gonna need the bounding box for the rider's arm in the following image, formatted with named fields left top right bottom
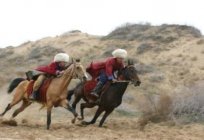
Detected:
left=105, top=60, right=114, bottom=80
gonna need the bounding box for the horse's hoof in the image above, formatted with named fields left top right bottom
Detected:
left=81, top=121, right=89, bottom=125
left=74, top=113, right=78, bottom=118
left=71, top=119, right=76, bottom=124
left=78, top=117, right=84, bottom=121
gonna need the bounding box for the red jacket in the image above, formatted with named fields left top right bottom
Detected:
left=86, top=57, right=124, bottom=78
left=35, top=61, right=61, bottom=75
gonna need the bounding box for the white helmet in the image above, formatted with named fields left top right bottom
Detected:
left=54, top=53, right=69, bottom=62
left=112, top=49, right=127, bottom=59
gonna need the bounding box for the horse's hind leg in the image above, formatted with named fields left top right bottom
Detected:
left=0, top=103, right=12, bottom=116
left=82, top=106, right=104, bottom=125
left=12, top=99, right=32, bottom=118
left=80, top=102, right=96, bottom=120
left=99, top=109, right=114, bottom=127
left=0, top=85, right=25, bottom=116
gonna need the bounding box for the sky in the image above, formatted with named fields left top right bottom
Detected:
left=0, top=0, right=203, bottom=48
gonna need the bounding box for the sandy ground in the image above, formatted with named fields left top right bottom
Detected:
left=0, top=116, right=204, bottom=140
left=0, top=97, right=204, bottom=140
left=0, top=86, right=204, bottom=140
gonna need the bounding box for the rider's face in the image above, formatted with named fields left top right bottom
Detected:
left=58, top=61, right=66, bottom=67
left=116, top=58, right=124, bottom=63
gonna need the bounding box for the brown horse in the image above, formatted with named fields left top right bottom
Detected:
left=67, top=60, right=141, bottom=127
left=0, top=59, right=87, bottom=129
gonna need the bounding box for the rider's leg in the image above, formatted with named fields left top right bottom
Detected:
left=90, top=71, right=107, bottom=98
left=29, top=74, right=46, bottom=100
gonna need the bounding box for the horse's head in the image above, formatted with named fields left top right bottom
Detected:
left=72, top=59, right=88, bottom=82
left=118, top=59, right=141, bottom=86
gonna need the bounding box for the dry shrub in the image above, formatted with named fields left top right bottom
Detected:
left=196, top=39, right=204, bottom=45
left=0, top=48, right=14, bottom=58
left=191, top=56, right=197, bottom=61
left=21, top=119, right=28, bottom=124
left=137, top=81, right=204, bottom=129
left=136, top=43, right=153, bottom=54
left=177, top=54, right=183, bottom=57
left=104, top=23, right=201, bottom=43
left=28, top=46, right=64, bottom=60
left=170, top=82, right=204, bottom=123
left=136, top=94, right=172, bottom=129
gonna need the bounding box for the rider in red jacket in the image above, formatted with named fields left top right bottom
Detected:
left=29, top=53, right=70, bottom=100
left=86, top=49, right=127, bottom=98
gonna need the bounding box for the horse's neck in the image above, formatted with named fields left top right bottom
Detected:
left=118, top=82, right=129, bottom=95
left=112, top=82, right=129, bottom=97
left=58, top=64, right=75, bottom=90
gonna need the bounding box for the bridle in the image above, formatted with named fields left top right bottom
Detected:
left=116, top=65, right=137, bottom=84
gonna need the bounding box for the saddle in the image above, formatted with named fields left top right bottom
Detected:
left=27, top=78, right=52, bottom=103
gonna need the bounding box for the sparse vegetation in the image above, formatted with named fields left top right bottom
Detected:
left=28, top=46, right=64, bottom=60
left=0, top=48, right=14, bottom=58
left=135, top=63, right=156, bottom=74
left=149, top=73, right=165, bottom=82
left=196, top=39, right=204, bottom=45
left=137, top=43, right=153, bottom=54
left=137, top=94, right=172, bottom=129
left=170, top=83, right=204, bottom=123
left=191, top=56, right=197, bottom=61
left=104, top=23, right=201, bottom=43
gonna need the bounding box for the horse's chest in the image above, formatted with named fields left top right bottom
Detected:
left=105, top=98, right=122, bottom=108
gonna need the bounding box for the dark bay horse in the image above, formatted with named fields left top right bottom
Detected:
left=67, top=60, right=141, bottom=127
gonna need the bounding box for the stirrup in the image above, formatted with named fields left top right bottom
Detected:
left=29, top=92, right=37, bottom=100
left=90, top=92, right=99, bottom=98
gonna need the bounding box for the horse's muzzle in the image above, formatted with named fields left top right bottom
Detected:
left=82, top=76, right=87, bottom=82
left=134, top=81, right=141, bottom=86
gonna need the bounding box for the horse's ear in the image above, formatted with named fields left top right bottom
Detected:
left=76, top=58, right=80, bottom=62
left=127, top=58, right=134, bottom=65
left=71, top=58, right=75, bottom=63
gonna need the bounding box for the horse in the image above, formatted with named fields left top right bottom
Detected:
left=67, top=59, right=141, bottom=127
left=0, top=59, right=88, bottom=129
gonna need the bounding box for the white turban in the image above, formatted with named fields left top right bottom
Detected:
left=112, top=49, right=127, bottom=59
left=54, top=53, right=69, bottom=62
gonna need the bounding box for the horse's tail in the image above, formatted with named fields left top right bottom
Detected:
left=7, top=78, right=25, bottom=94
left=67, top=89, right=75, bottom=101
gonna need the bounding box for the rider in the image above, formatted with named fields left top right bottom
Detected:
left=86, top=49, right=127, bottom=98
left=29, top=53, right=70, bottom=100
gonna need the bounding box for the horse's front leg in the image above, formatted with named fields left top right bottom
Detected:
left=60, top=99, right=78, bottom=123
left=99, top=109, right=114, bottom=127
left=82, top=106, right=104, bottom=125
left=46, top=103, right=53, bottom=130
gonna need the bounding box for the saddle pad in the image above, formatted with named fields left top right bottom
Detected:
left=27, top=79, right=52, bottom=103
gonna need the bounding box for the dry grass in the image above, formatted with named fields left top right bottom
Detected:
left=196, top=39, right=204, bottom=45
left=170, top=82, right=204, bottom=123
left=191, top=56, right=198, bottom=61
